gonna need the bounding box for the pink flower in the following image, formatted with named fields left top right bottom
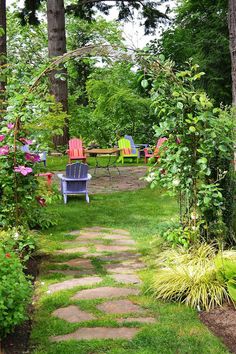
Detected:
left=7, top=123, right=14, bottom=130
left=19, top=138, right=33, bottom=145
left=0, top=145, right=9, bottom=155
left=0, top=135, right=5, bottom=142
left=25, top=153, right=40, bottom=163
left=14, top=165, right=33, bottom=176
left=176, top=138, right=181, bottom=144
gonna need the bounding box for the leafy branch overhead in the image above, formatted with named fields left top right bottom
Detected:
left=19, top=0, right=170, bottom=33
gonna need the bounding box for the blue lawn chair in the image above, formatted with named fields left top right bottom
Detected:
left=57, top=162, right=92, bottom=204
left=124, top=135, right=149, bottom=158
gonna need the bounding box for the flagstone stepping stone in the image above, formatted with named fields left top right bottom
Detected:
left=97, top=299, right=144, bottom=314
left=48, top=276, right=102, bottom=294
left=95, top=245, right=134, bottom=252
left=75, top=234, right=100, bottom=240
left=117, top=317, right=156, bottom=324
left=50, top=327, right=139, bottom=342
left=63, top=239, right=103, bottom=246
left=105, top=266, right=136, bottom=274
left=52, top=305, right=96, bottom=323
left=113, top=239, right=136, bottom=246
left=55, top=247, right=89, bottom=254
left=110, top=229, right=130, bottom=235
left=48, top=269, right=94, bottom=276
left=102, top=234, right=131, bottom=241
left=71, top=286, right=140, bottom=300
left=79, top=231, right=102, bottom=237
left=58, top=258, right=93, bottom=268
left=111, top=274, right=141, bottom=285
left=68, top=230, right=80, bottom=235
left=105, top=262, right=145, bottom=274
left=82, top=226, right=108, bottom=232
left=98, top=252, right=141, bottom=262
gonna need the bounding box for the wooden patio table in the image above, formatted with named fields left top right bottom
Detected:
left=85, top=148, right=120, bottom=177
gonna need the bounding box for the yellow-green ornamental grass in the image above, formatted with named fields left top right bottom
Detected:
left=150, top=244, right=236, bottom=311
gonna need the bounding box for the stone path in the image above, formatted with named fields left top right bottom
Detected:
left=54, top=166, right=148, bottom=194
left=43, top=226, right=157, bottom=345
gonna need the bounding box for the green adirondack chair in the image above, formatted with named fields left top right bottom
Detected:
left=118, top=138, right=139, bottom=164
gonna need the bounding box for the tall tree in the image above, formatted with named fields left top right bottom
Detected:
left=229, top=0, right=236, bottom=105
left=157, top=0, right=231, bottom=105
left=47, top=0, right=69, bottom=147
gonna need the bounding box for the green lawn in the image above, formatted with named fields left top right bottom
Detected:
left=44, top=155, right=148, bottom=172
left=31, top=187, right=228, bottom=354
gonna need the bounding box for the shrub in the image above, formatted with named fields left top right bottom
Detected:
left=149, top=244, right=236, bottom=311
left=0, top=227, right=37, bottom=263
left=142, top=57, right=235, bottom=244
left=0, top=246, right=32, bottom=338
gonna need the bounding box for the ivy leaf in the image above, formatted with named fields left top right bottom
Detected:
left=219, top=145, right=227, bottom=152
left=189, top=126, right=196, bottom=133
left=177, top=102, right=183, bottom=109
left=141, top=79, right=149, bottom=88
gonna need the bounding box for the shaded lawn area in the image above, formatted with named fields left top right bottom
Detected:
left=31, top=187, right=228, bottom=354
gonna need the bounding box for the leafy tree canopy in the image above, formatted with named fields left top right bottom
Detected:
left=152, top=0, right=231, bottom=105
left=18, top=0, right=170, bottom=34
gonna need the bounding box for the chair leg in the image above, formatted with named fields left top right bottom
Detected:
left=63, top=194, right=67, bottom=204
left=86, top=194, right=90, bottom=203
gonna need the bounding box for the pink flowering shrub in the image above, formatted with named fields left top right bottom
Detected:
left=0, top=122, right=42, bottom=227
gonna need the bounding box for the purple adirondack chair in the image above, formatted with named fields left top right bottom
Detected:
left=58, top=163, right=92, bottom=204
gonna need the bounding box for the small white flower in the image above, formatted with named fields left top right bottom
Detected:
left=191, top=212, right=199, bottom=220
left=13, top=231, right=19, bottom=240
left=46, top=290, right=51, bottom=294
left=173, top=178, right=180, bottom=187
left=41, top=282, right=45, bottom=285
left=145, top=172, right=156, bottom=183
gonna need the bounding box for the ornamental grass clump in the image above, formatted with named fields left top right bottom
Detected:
left=149, top=244, right=236, bottom=311
left=0, top=246, right=32, bottom=338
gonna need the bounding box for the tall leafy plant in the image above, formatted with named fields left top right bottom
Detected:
left=143, top=57, right=234, bottom=244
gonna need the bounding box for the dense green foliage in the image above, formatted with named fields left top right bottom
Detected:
left=156, top=0, right=231, bottom=105
left=78, top=62, right=153, bottom=146
left=142, top=56, right=234, bottom=245
left=0, top=244, right=32, bottom=338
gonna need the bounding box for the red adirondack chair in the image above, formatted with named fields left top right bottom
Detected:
left=67, top=138, right=87, bottom=163
left=144, top=137, right=168, bottom=164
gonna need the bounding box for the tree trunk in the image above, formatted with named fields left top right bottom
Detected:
left=229, top=0, right=236, bottom=105
left=0, top=0, right=7, bottom=119
left=47, top=0, right=69, bottom=148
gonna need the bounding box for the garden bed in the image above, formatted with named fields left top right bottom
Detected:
left=200, top=304, right=236, bottom=353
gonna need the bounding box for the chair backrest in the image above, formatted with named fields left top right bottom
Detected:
left=66, top=162, right=88, bottom=179
left=154, top=137, right=168, bottom=156
left=69, top=138, right=84, bottom=157
left=124, top=135, right=137, bottom=154
left=118, top=138, right=132, bottom=156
